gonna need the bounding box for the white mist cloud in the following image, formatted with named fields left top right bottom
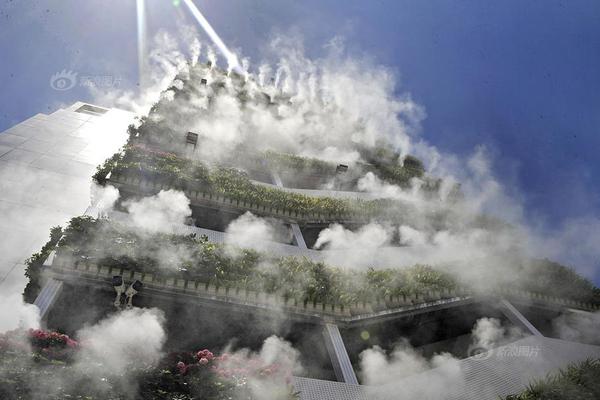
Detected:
left=219, top=335, right=302, bottom=400
left=359, top=340, right=459, bottom=385
left=83, top=18, right=600, bottom=284
left=398, top=225, right=427, bottom=246
left=530, top=216, right=600, bottom=281
left=315, top=223, right=392, bottom=250
left=471, top=318, right=506, bottom=349
left=91, top=183, right=120, bottom=216
left=133, top=33, right=425, bottom=165
left=471, top=317, right=523, bottom=352
left=359, top=340, right=464, bottom=399
left=358, top=172, right=417, bottom=201
left=123, top=189, right=191, bottom=234
left=225, top=212, right=291, bottom=252
left=0, top=291, right=40, bottom=333
left=258, top=335, right=303, bottom=375
left=90, top=29, right=196, bottom=116
left=552, top=311, right=600, bottom=345
left=76, top=308, right=166, bottom=375
left=359, top=318, right=527, bottom=399
left=460, top=147, right=524, bottom=224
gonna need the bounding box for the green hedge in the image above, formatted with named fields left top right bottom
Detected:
left=23, top=226, right=63, bottom=303
left=102, top=145, right=395, bottom=217
left=25, top=216, right=600, bottom=308
left=53, top=216, right=457, bottom=306
left=358, top=146, right=425, bottom=187
left=125, top=60, right=430, bottom=190
left=513, top=259, right=600, bottom=305
left=264, top=150, right=335, bottom=176
left=124, top=120, right=430, bottom=189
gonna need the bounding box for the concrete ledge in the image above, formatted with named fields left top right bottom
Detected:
left=47, top=256, right=479, bottom=324
left=108, top=172, right=380, bottom=224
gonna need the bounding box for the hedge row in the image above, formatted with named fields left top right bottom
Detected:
left=26, top=216, right=600, bottom=308
left=43, top=216, right=458, bottom=307
left=94, top=145, right=395, bottom=216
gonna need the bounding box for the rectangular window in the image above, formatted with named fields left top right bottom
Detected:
left=75, top=104, right=109, bottom=116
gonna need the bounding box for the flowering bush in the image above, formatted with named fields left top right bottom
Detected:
left=27, top=329, right=78, bottom=362
left=152, top=348, right=297, bottom=399
left=0, top=328, right=78, bottom=363
left=0, top=330, right=298, bottom=400
left=28, top=329, right=78, bottom=349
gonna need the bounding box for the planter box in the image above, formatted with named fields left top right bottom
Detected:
left=206, top=284, right=218, bottom=295
left=165, top=278, right=176, bottom=288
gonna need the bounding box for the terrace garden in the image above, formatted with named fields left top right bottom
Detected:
left=93, top=144, right=400, bottom=218
left=129, top=61, right=434, bottom=191
left=24, top=217, right=600, bottom=312
left=260, top=147, right=430, bottom=190
left=27, top=216, right=459, bottom=310
left=109, top=87, right=438, bottom=193
left=0, top=328, right=298, bottom=400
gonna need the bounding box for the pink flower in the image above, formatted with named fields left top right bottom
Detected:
left=30, top=329, right=49, bottom=340
left=196, top=349, right=214, bottom=360
left=49, top=332, right=61, bottom=339
left=215, top=368, right=230, bottom=378
left=176, top=361, right=188, bottom=375
left=221, top=370, right=231, bottom=378
left=199, top=357, right=209, bottom=365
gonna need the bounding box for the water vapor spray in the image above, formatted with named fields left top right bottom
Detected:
left=181, top=0, right=242, bottom=73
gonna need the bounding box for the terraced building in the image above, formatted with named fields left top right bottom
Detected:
left=15, top=62, right=600, bottom=399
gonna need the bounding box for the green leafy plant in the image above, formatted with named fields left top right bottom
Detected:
left=99, top=145, right=395, bottom=217
left=25, top=216, right=600, bottom=308
left=23, top=226, right=63, bottom=303
left=42, top=217, right=458, bottom=307
left=504, top=359, right=600, bottom=400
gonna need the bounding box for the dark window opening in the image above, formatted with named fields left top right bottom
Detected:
left=75, top=104, right=109, bottom=116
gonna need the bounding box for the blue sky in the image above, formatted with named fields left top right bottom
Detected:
left=1, top=0, right=599, bottom=280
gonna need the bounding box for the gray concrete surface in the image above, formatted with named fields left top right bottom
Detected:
left=0, top=102, right=133, bottom=296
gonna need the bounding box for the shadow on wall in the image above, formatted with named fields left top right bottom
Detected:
left=46, top=282, right=336, bottom=381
